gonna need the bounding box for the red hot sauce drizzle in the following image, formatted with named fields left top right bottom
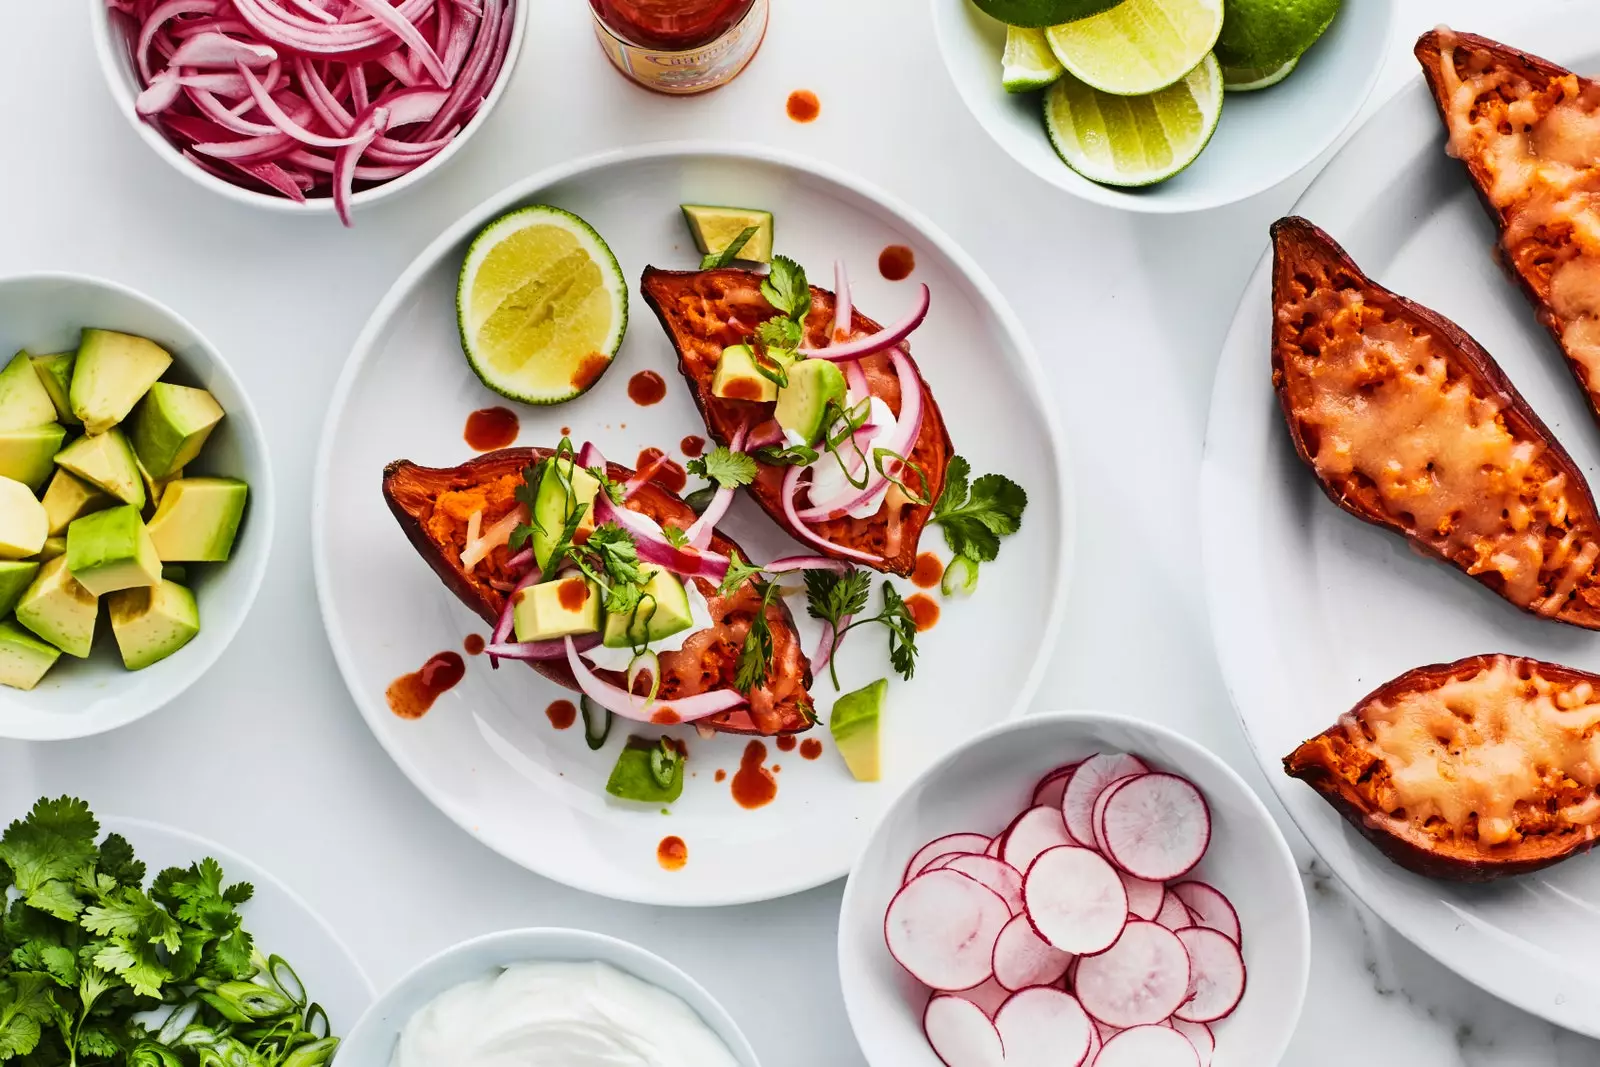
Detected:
left=911, top=552, right=943, bottom=589
left=800, top=738, right=823, bottom=760
left=634, top=447, right=687, bottom=493
left=657, top=836, right=688, bottom=870
left=786, top=89, right=820, bottom=122
left=545, top=700, right=577, bottom=730
left=464, top=406, right=519, bottom=451
left=386, top=652, right=465, bottom=719
left=463, top=634, right=486, bottom=655
left=906, top=593, right=940, bottom=632
left=776, top=734, right=797, bottom=752
left=628, top=369, right=667, bottom=406
left=680, top=434, right=706, bottom=457
left=879, top=244, right=915, bottom=281
left=731, top=740, right=778, bottom=809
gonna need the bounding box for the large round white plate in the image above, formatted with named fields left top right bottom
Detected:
left=1202, top=23, right=1600, bottom=1035
left=313, top=143, right=1072, bottom=906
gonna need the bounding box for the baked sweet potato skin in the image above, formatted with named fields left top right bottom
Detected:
left=381, top=447, right=815, bottom=735
left=1285, top=655, right=1600, bottom=882
left=638, top=266, right=953, bottom=576
left=1270, top=215, right=1600, bottom=629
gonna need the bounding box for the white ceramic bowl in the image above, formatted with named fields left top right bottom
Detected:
left=0, top=273, right=274, bottom=740
left=931, top=0, right=1396, bottom=212
left=87, top=0, right=527, bottom=221
left=838, top=710, right=1308, bottom=1066
left=335, top=928, right=761, bottom=1066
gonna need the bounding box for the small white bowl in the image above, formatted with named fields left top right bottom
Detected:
left=838, top=710, right=1308, bottom=1066
left=0, top=273, right=274, bottom=740
left=932, top=0, right=1396, bottom=212
left=334, top=928, right=762, bottom=1066
left=87, top=0, right=528, bottom=221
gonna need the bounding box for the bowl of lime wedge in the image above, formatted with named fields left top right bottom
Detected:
left=932, top=0, right=1395, bottom=212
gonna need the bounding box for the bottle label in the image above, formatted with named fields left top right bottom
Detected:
left=593, top=0, right=769, bottom=95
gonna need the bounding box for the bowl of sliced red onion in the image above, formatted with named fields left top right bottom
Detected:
left=91, top=0, right=524, bottom=225
left=838, top=710, right=1308, bottom=1067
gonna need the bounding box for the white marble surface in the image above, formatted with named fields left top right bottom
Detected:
left=2, top=0, right=1598, bottom=1063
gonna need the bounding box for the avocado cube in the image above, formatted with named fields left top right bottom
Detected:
left=70, top=329, right=172, bottom=435
left=161, top=563, right=187, bottom=583
left=0, top=351, right=60, bottom=431
left=0, top=476, right=47, bottom=560
left=15, top=555, right=97, bottom=658
left=681, top=205, right=775, bottom=264
left=37, top=537, right=65, bottom=562
left=0, top=620, right=62, bottom=690
left=40, top=469, right=109, bottom=536
left=711, top=344, right=778, bottom=403
left=0, top=561, right=40, bottom=617
left=830, top=677, right=886, bottom=782
left=0, top=424, right=67, bottom=492
left=775, top=358, right=848, bottom=445
left=145, top=477, right=248, bottom=562
left=28, top=352, right=78, bottom=426
left=130, top=383, right=223, bottom=479
left=66, top=505, right=161, bottom=597
left=602, top=564, right=693, bottom=648
left=529, top=461, right=600, bottom=573
left=513, top=576, right=601, bottom=641
left=108, top=579, right=199, bottom=671
left=136, top=457, right=181, bottom=515
left=55, top=428, right=144, bottom=508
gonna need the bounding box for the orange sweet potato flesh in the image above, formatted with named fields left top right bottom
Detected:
left=382, top=447, right=815, bottom=736
left=1285, top=654, right=1600, bottom=881
left=638, top=266, right=953, bottom=576
left=1271, top=215, right=1600, bottom=628
left=1415, top=30, right=1600, bottom=425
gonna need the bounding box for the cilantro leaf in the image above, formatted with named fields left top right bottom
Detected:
left=804, top=568, right=872, bottom=629
left=755, top=315, right=803, bottom=354
left=879, top=583, right=920, bottom=681
left=92, top=939, right=167, bottom=999
left=931, top=457, right=1027, bottom=563
left=663, top=525, right=689, bottom=549
left=718, top=551, right=768, bottom=597
left=685, top=447, right=756, bottom=490
left=760, top=256, right=812, bottom=322
left=94, top=834, right=144, bottom=891
left=734, top=581, right=783, bottom=693
left=0, top=973, right=54, bottom=1059
left=0, top=798, right=98, bottom=918
left=700, top=225, right=759, bottom=270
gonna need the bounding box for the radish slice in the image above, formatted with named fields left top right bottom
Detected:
left=991, top=914, right=1072, bottom=991
left=1031, top=762, right=1079, bottom=809
left=1094, top=1024, right=1200, bottom=1067
left=885, top=869, right=1011, bottom=991
left=943, top=855, right=1023, bottom=915
left=1172, top=927, right=1246, bottom=1023
left=1020, top=846, right=1126, bottom=955
left=1099, top=773, right=1211, bottom=882
left=1154, top=890, right=1196, bottom=931
left=951, top=978, right=1012, bottom=1020
left=1170, top=882, right=1241, bottom=945
left=1119, top=871, right=1164, bottom=921
left=1089, top=773, right=1132, bottom=856
left=1170, top=1019, right=1215, bottom=1067
left=921, top=852, right=982, bottom=873
left=983, top=834, right=1004, bottom=858
left=993, top=987, right=1093, bottom=1067
left=1001, top=806, right=1074, bottom=873
left=1085, top=1020, right=1103, bottom=1064
left=1073, top=921, right=1191, bottom=1027
left=1062, top=753, right=1147, bottom=845
left=905, top=834, right=991, bottom=883
left=923, top=995, right=1004, bottom=1067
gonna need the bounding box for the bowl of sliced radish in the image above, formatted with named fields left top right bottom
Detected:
left=837, top=710, right=1307, bottom=1067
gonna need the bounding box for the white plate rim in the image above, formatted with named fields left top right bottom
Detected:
left=310, top=140, right=1076, bottom=906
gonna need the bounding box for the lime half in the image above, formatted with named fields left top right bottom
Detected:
left=1045, top=0, right=1223, bottom=96
left=1223, top=56, right=1298, bottom=91
left=1043, top=53, right=1224, bottom=187
left=1003, top=26, right=1065, bottom=93
left=457, top=206, right=628, bottom=405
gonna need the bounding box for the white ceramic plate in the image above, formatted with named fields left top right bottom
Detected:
left=336, top=927, right=758, bottom=1066
left=0, top=274, right=274, bottom=741
left=314, top=143, right=1071, bottom=906
left=1202, top=23, right=1600, bottom=1036
left=839, top=711, right=1308, bottom=1067
left=930, top=0, right=1394, bottom=213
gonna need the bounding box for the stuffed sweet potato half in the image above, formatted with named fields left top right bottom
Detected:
left=1285, top=654, right=1600, bottom=881
left=382, top=446, right=815, bottom=735
left=1271, top=215, right=1600, bottom=628
left=639, top=265, right=953, bottom=577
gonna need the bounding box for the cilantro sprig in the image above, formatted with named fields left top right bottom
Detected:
left=686, top=447, right=756, bottom=491
left=931, top=456, right=1027, bottom=564
left=749, top=256, right=812, bottom=388
left=804, top=570, right=920, bottom=689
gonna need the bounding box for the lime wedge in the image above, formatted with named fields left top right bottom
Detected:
left=1045, top=0, right=1223, bottom=96
left=457, top=206, right=629, bottom=405
left=1223, top=56, right=1297, bottom=91
left=1043, top=53, right=1223, bottom=187
left=1003, top=26, right=1065, bottom=93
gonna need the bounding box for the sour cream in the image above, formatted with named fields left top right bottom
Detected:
left=392, top=960, right=741, bottom=1067
left=806, top=395, right=896, bottom=520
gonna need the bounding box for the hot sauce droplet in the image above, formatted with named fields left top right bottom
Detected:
left=879, top=244, right=915, bottom=281
left=911, top=552, right=943, bottom=589
left=680, top=434, right=706, bottom=457
left=557, top=576, right=591, bottom=611
left=634, top=447, right=688, bottom=493
left=464, top=406, right=520, bottom=451
left=627, top=369, right=667, bottom=406
left=657, top=835, right=688, bottom=871
left=787, top=89, right=820, bottom=123
left=463, top=634, right=486, bottom=655
left=545, top=699, right=577, bottom=730
left=714, top=769, right=727, bottom=783
left=800, top=738, right=823, bottom=760
left=776, top=734, right=797, bottom=752
left=386, top=652, right=465, bottom=719
left=906, top=593, right=940, bottom=632
left=572, top=352, right=612, bottom=391
left=731, top=740, right=778, bottom=809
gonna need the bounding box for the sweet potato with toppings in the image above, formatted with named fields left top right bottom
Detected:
left=382, top=447, right=815, bottom=735
left=1285, top=654, right=1600, bottom=881
left=1416, top=29, right=1600, bottom=425
left=639, top=266, right=953, bottom=576
left=1271, top=215, right=1600, bottom=627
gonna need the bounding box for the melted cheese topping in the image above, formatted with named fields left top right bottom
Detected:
left=1277, top=281, right=1595, bottom=611
left=1344, top=656, right=1600, bottom=844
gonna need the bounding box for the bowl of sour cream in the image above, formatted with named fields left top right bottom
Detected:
left=335, top=927, right=761, bottom=1067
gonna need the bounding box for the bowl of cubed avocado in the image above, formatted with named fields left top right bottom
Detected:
left=0, top=273, right=273, bottom=739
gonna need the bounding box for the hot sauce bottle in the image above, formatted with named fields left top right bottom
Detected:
left=589, top=0, right=768, bottom=95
